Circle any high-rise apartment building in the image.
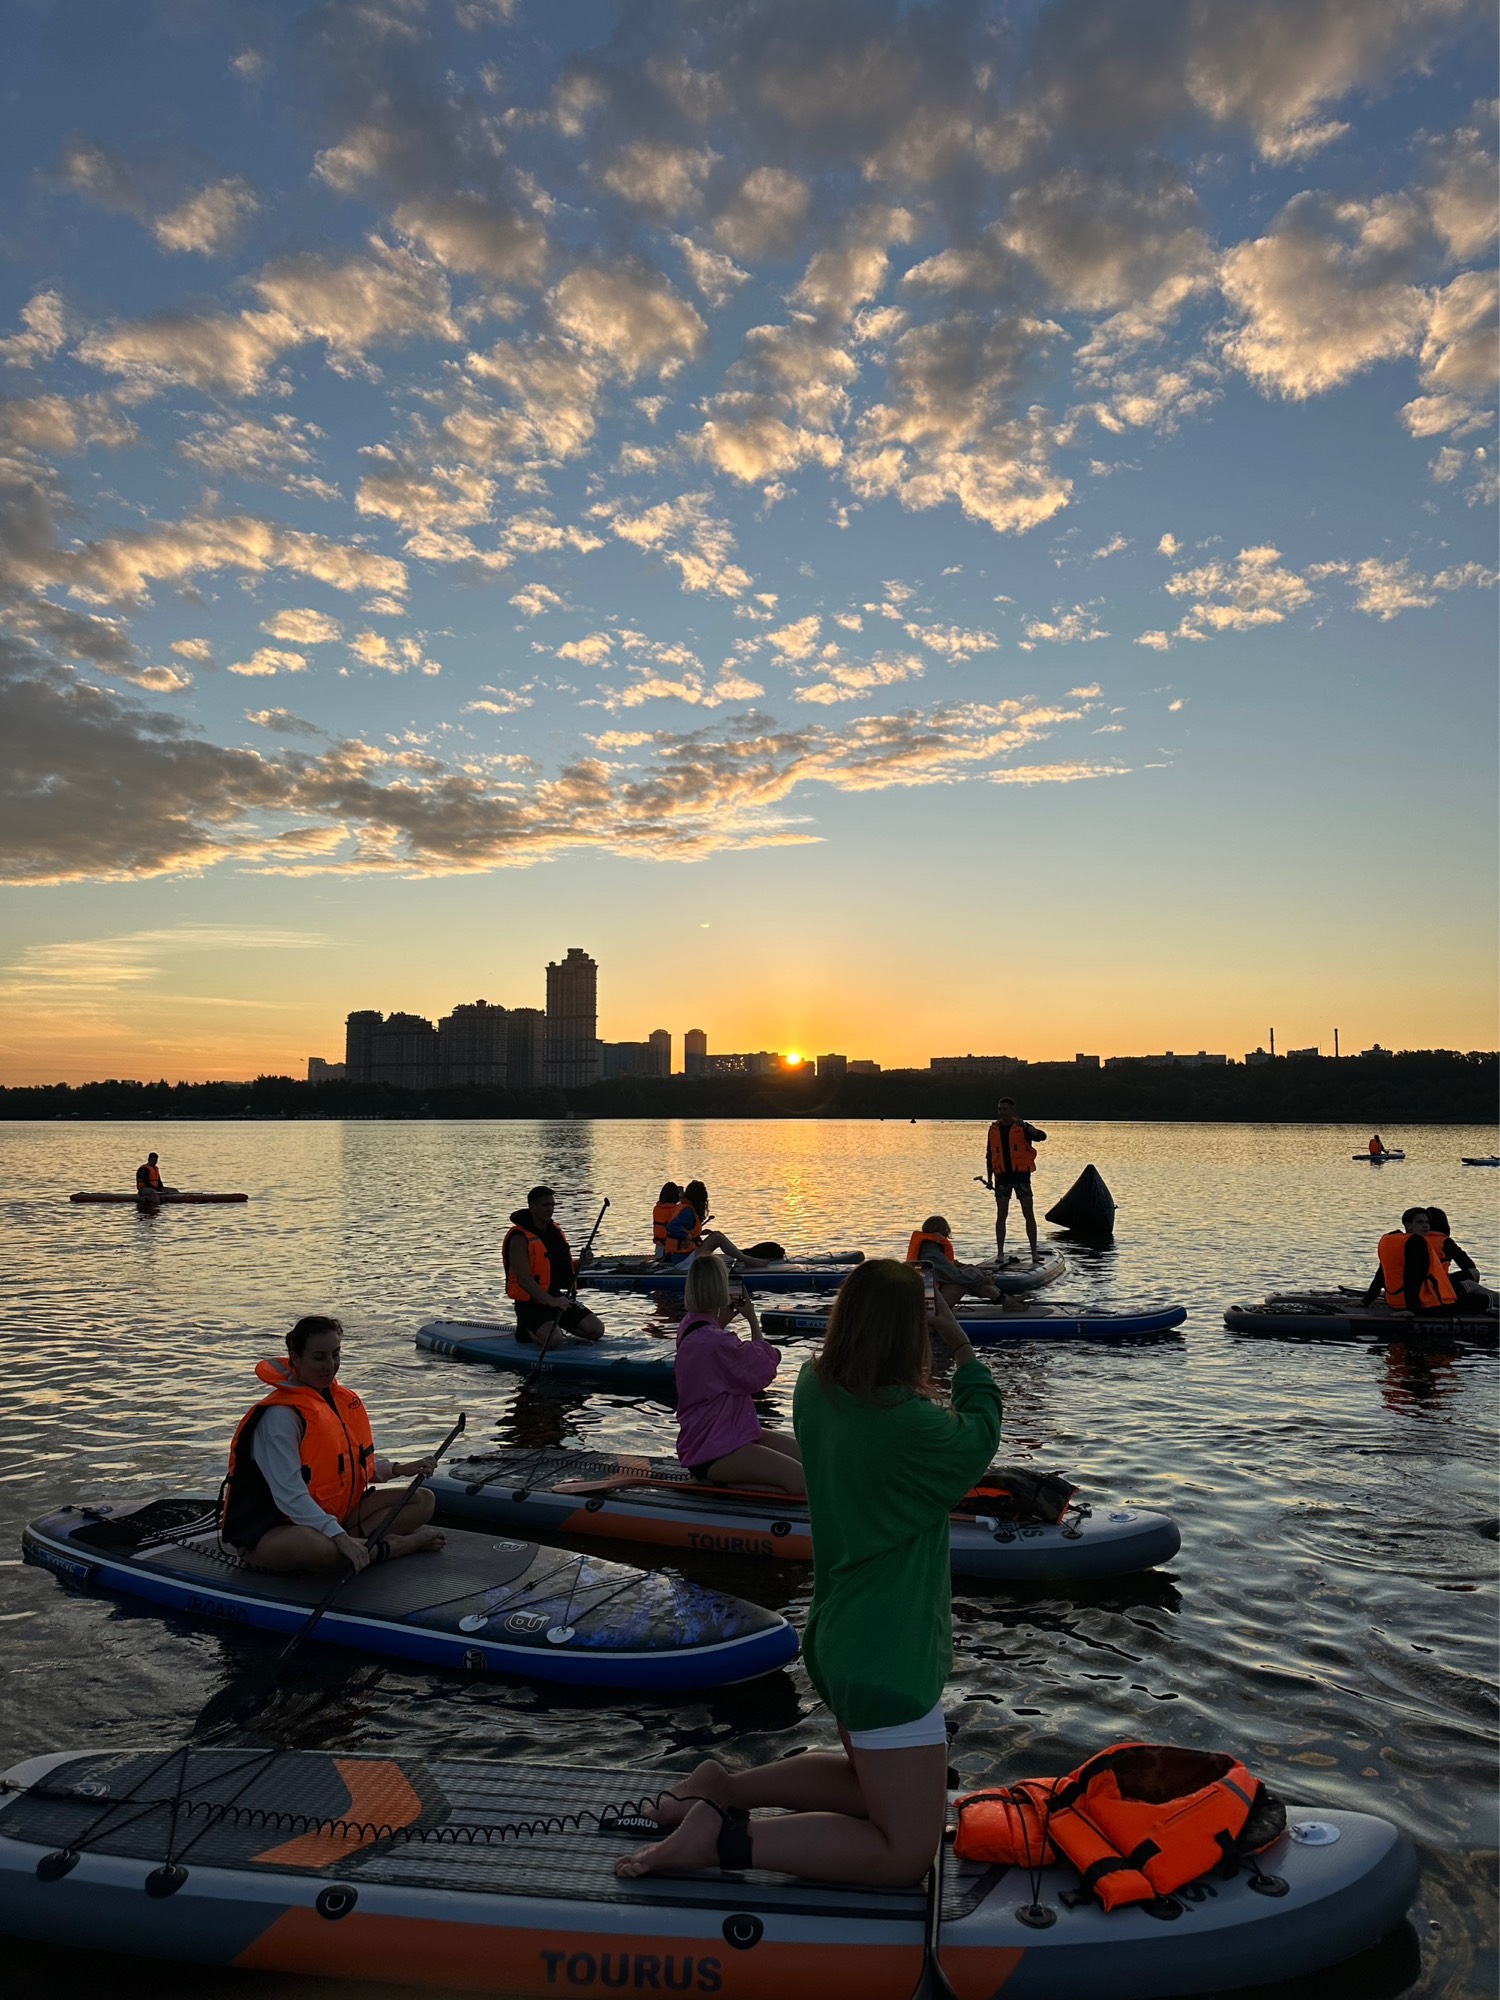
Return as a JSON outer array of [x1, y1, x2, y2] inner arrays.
[[815, 1053, 847, 1080], [507, 1007, 546, 1090], [683, 1028, 707, 1078], [647, 1028, 671, 1078], [545, 948, 600, 1088], [439, 1000, 508, 1086], [344, 1010, 440, 1088]]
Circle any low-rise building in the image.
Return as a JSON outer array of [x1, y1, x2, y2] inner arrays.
[[307, 1057, 345, 1083], [929, 1054, 1026, 1075]]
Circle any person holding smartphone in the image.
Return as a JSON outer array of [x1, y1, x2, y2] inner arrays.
[[672, 1254, 805, 1494], [621, 1260, 1000, 1890]]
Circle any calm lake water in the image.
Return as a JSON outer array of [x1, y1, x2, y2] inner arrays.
[[1, 1118, 1496, 2000]]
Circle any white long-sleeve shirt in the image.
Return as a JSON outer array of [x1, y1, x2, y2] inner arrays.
[[250, 1405, 392, 1538]]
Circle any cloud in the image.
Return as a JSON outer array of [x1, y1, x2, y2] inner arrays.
[[246, 708, 321, 735], [764, 614, 822, 662], [178, 414, 339, 501], [796, 653, 926, 704], [1422, 119, 1500, 262], [904, 621, 998, 658], [714, 167, 811, 260], [1164, 543, 1314, 632], [393, 191, 548, 286], [228, 647, 307, 678], [1022, 605, 1108, 644], [261, 608, 342, 645], [672, 235, 750, 308], [152, 177, 261, 255], [171, 638, 213, 663], [26, 511, 407, 607], [549, 263, 707, 377], [348, 630, 441, 674], [1346, 556, 1438, 618], [555, 632, 614, 665], [592, 490, 753, 596], [509, 582, 565, 617], [598, 140, 717, 219], [0, 390, 136, 456], [0, 292, 69, 370], [1002, 163, 1212, 312]]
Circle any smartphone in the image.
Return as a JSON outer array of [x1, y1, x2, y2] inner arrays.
[[728, 1279, 749, 1305], [921, 1268, 936, 1311]]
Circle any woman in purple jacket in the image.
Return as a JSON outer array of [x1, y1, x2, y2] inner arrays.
[[674, 1255, 805, 1495]]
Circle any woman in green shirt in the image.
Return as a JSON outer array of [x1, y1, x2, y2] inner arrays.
[[617, 1258, 1002, 1888]]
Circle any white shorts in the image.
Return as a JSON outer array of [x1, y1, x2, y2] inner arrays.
[[846, 1701, 948, 1751]]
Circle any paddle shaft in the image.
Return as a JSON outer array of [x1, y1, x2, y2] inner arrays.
[[911, 1839, 959, 2000], [518, 1195, 611, 1393], [274, 1410, 467, 1667]]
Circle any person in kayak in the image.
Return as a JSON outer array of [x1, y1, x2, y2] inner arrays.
[[504, 1187, 604, 1349], [1421, 1207, 1489, 1308], [906, 1216, 1002, 1306], [673, 1255, 804, 1495], [984, 1098, 1046, 1264], [660, 1180, 775, 1269], [1361, 1208, 1463, 1317], [619, 1258, 999, 1889], [220, 1315, 445, 1575]]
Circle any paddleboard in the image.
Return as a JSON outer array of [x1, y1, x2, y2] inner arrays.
[[21, 1496, 796, 1689], [1225, 1298, 1497, 1343], [431, 1448, 1181, 1581], [417, 1320, 677, 1395], [69, 1192, 248, 1204], [0, 1746, 1419, 1999], [1461, 1156, 1500, 1166], [594, 1250, 865, 1273], [588, 1246, 1066, 1296], [1353, 1152, 1404, 1162], [762, 1303, 1186, 1344]]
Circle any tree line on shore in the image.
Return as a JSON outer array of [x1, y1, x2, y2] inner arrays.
[[1, 1050, 1493, 1123]]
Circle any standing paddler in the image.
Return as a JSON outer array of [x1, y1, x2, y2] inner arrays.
[[983, 1097, 1047, 1265]]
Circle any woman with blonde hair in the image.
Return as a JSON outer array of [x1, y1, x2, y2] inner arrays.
[[672, 1255, 804, 1495], [621, 1258, 1000, 1888]]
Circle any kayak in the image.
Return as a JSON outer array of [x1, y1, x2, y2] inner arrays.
[[430, 1448, 1181, 1581], [416, 1320, 677, 1396], [69, 1192, 248, 1204], [1043, 1164, 1117, 1240], [761, 1303, 1186, 1344], [0, 1745, 1419, 1999], [1226, 1295, 1497, 1343], [1354, 1151, 1403, 1162], [20, 1496, 796, 1690], [587, 1246, 1066, 1297], [1462, 1156, 1500, 1166]]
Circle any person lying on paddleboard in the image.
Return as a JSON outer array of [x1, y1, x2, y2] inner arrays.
[[503, 1186, 604, 1349], [621, 1259, 999, 1889], [1420, 1207, 1489, 1308], [1361, 1207, 1475, 1319], [659, 1180, 777, 1269], [135, 1152, 176, 1196], [673, 1255, 804, 1496], [905, 1216, 1002, 1306], [984, 1097, 1046, 1263], [220, 1315, 444, 1576]]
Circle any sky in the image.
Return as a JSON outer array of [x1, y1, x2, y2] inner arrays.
[[0, 0, 1496, 1083]]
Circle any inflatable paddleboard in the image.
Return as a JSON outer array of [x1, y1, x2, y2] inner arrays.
[[431, 1448, 1181, 1582], [762, 1303, 1185, 1345], [0, 1746, 1419, 1999], [21, 1497, 796, 1689], [1226, 1296, 1497, 1343], [1461, 1156, 1500, 1166], [588, 1247, 1066, 1297], [69, 1192, 248, 1204], [593, 1250, 865, 1274], [416, 1320, 677, 1395], [1353, 1151, 1404, 1162]]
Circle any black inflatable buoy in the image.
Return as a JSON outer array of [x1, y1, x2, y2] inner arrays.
[[1044, 1164, 1117, 1240]]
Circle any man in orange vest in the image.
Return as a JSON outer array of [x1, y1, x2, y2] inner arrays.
[[504, 1186, 605, 1350], [1361, 1207, 1462, 1317], [984, 1097, 1047, 1264], [135, 1152, 177, 1197]]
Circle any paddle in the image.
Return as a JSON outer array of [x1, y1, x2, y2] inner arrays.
[[517, 1195, 610, 1376], [910, 1837, 960, 2000], [193, 1411, 466, 1738]]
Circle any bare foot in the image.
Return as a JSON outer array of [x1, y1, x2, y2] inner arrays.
[[649, 1757, 732, 1828], [616, 1799, 724, 1879], [411, 1526, 446, 1553]]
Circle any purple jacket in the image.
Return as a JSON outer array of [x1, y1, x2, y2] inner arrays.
[[674, 1311, 779, 1469]]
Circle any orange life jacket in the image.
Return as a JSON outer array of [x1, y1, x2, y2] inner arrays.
[[220, 1358, 375, 1545], [1368, 1137, 1383, 1156], [504, 1222, 571, 1303], [137, 1163, 162, 1190], [955, 1744, 1275, 1912], [652, 1202, 680, 1258], [988, 1120, 1037, 1174], [1377, 1230, 1457, 1311], [906, 1229, 955, 1264], [662, 1203, 702, 1260]]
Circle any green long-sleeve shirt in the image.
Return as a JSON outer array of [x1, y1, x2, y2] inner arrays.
[[792, 1356, 1003, 1732]]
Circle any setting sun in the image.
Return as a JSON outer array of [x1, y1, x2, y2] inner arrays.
[[785, 1052, 804, 1067]]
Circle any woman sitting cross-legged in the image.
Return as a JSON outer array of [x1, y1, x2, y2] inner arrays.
[[220, 1315, 445, 1576], [620, 1259, 1000, 1888], [674, 1255, 804, 1496]]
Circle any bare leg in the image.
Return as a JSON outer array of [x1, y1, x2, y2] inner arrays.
[[702, 1439, 805, 1495], [620, 1742, 946, 1888], [696, 1231, 774, 1269], [754, 1431, 803, 1461], [352, 1485, 445, 1558], [647, 1750, 867, 1828], [244, 1524, 348, 1575], [1016, 1188, 1040, 1259], [994, 1188, 1011, 1261]]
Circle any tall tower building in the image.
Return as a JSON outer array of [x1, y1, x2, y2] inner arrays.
[[647, 1028, 671, 1078], [345, 1010, 382, 1082], [683, 1027, 707, 1078], [545, 948, 600, 1088], [439, 1000, 508, 1086]]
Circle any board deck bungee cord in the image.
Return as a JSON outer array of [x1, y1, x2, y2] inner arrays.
[[429, 1448, 1182, 1582], [585, 1246, 1067, 1296], [20, 1498, 797, 1690], [0, 1747, 1420, 1999], [761, 1303, 1186, 1344]]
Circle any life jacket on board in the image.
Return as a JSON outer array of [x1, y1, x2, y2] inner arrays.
[[220, 1358, 376, 1546], [652, 1201, 680, 1259], [955, 1743, 1285, 1911], [988, 1121, 1038, 1175], [503, 1221, 571, 1303], [906, 1230, 955, 1264], [1377, 1231, 1457, 1311], [663, 1203, 703, 1260]]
